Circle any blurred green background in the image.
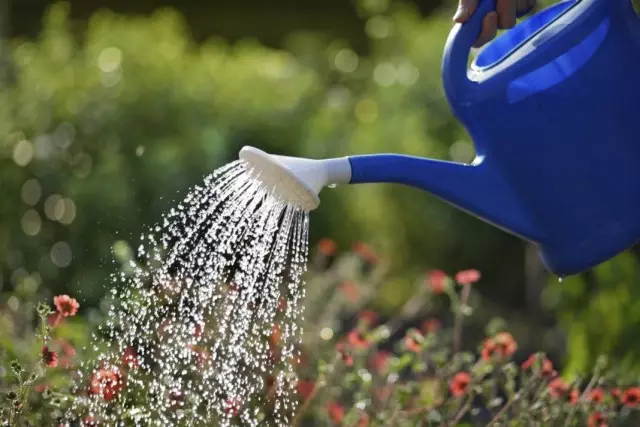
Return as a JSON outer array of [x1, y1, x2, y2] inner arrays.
[[2, 0, 640, 375]]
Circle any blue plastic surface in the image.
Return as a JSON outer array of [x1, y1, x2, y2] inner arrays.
[[348, 0, 640, 276]]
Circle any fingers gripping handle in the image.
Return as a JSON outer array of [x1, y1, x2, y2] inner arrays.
[[442, 0, 497, 109]]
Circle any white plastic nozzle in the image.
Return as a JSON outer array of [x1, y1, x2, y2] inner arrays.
[[238, 146, 351, 212]]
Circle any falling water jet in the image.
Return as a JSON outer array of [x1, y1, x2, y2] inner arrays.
[[67, 160, 311, 427]]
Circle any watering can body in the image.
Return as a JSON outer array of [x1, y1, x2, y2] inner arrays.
[[348, 0, 640, 276]]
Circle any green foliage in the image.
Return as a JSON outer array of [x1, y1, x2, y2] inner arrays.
[[0, 0, 521, 314], [543, 253, 640, 376], [3, 247, 640, 425]]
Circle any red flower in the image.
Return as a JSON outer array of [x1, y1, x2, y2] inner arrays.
[[338, 281, 360, 303], [296, 380, 316, 400], [318, 238, 337, 256], [369, 351, 391, 375], [521, 354, 554, 377], [568, 389, 580, 404], [278, 297, 287, 312], [223, 398, 242, 416], [587, 412, 607, 427], [481, 332, 517, 361], [326, 401, 345, 424], [450, 372, 471, 397], [347, 330, 370, 349], [589, 388, 605, 404], [548, 378, 578, 403], [41, 346, 59, 368], [121, 347, 140, 370], [352, 241, 379, 265], [336, 343, 353, 366], [548, 378, 568, 399], [53, 295, 79, 317], [611, 388, 622, 400], [455, 269, 481, 285], [34, 383, 49, 393], [404, 336, 422, 353], [622, 387, 640, 407], [358, 310, 378, 327], [426, 270, 447, 294], [422, 318, 442, 334], [89, 366, 124, 401]]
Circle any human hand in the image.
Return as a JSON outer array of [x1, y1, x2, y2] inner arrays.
[[454, 0, 537, 47]]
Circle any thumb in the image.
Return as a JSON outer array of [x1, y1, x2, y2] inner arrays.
[[454, 0, 479, 23]]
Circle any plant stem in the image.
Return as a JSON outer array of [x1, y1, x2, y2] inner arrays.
[[452, 284, 471, 354], [291, 381, 322, 427], [487, 392, 518, 426], [291, 354, 340, 427], [563, 370, 601, 427], [447, 392, 475, 427]]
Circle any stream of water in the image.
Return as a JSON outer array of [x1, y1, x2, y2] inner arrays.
[[70, 160, 310, 426]]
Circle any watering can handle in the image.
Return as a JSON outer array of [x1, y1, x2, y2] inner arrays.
[[442, 0, 497, 106], [442, 0, 536, 107]]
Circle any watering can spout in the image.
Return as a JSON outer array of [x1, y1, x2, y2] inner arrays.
[[348, 154, 542, 242], [239, 146, 352, 211], [239, 146, 541, 242]]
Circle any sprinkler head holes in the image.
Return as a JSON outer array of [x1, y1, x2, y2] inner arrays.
[[239, 146, 321, 212]]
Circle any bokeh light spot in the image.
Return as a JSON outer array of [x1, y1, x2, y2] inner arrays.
[[59, 198, 77, 225], [21, 179, 42, 206], [373, 63, 397, 86], [397, 62, 419, 86], [365, 16, 394, 39], [21, 209, 42, 236], [98, 47, 122, 73], [355, 99, 378, 123], [7, 296, 20, 311], [334, 49, 359, 73], [13, 140, 34, 167], [51, 241, 72, 267], [320, 327, 334, 340], [45, 195, 64, 221]]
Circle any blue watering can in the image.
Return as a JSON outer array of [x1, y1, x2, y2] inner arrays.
[[240, 0, 640, 277]]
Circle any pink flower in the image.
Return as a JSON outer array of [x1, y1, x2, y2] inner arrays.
[[426, 270, 447, 294], [89, 366, 124, 401], [347, 330, 370, 349], [369, 351, 391, 374], [454, 269, 481, 285], [41, 346, 59, 368], [357, 310, 378, 327], [326, 401, 345, 424], [53, 295, 79, 317], [450, 372, 471, 397], [318, 238, 337, 256]]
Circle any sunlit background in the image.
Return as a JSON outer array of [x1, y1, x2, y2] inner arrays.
[[2, 0, 640, 378]]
